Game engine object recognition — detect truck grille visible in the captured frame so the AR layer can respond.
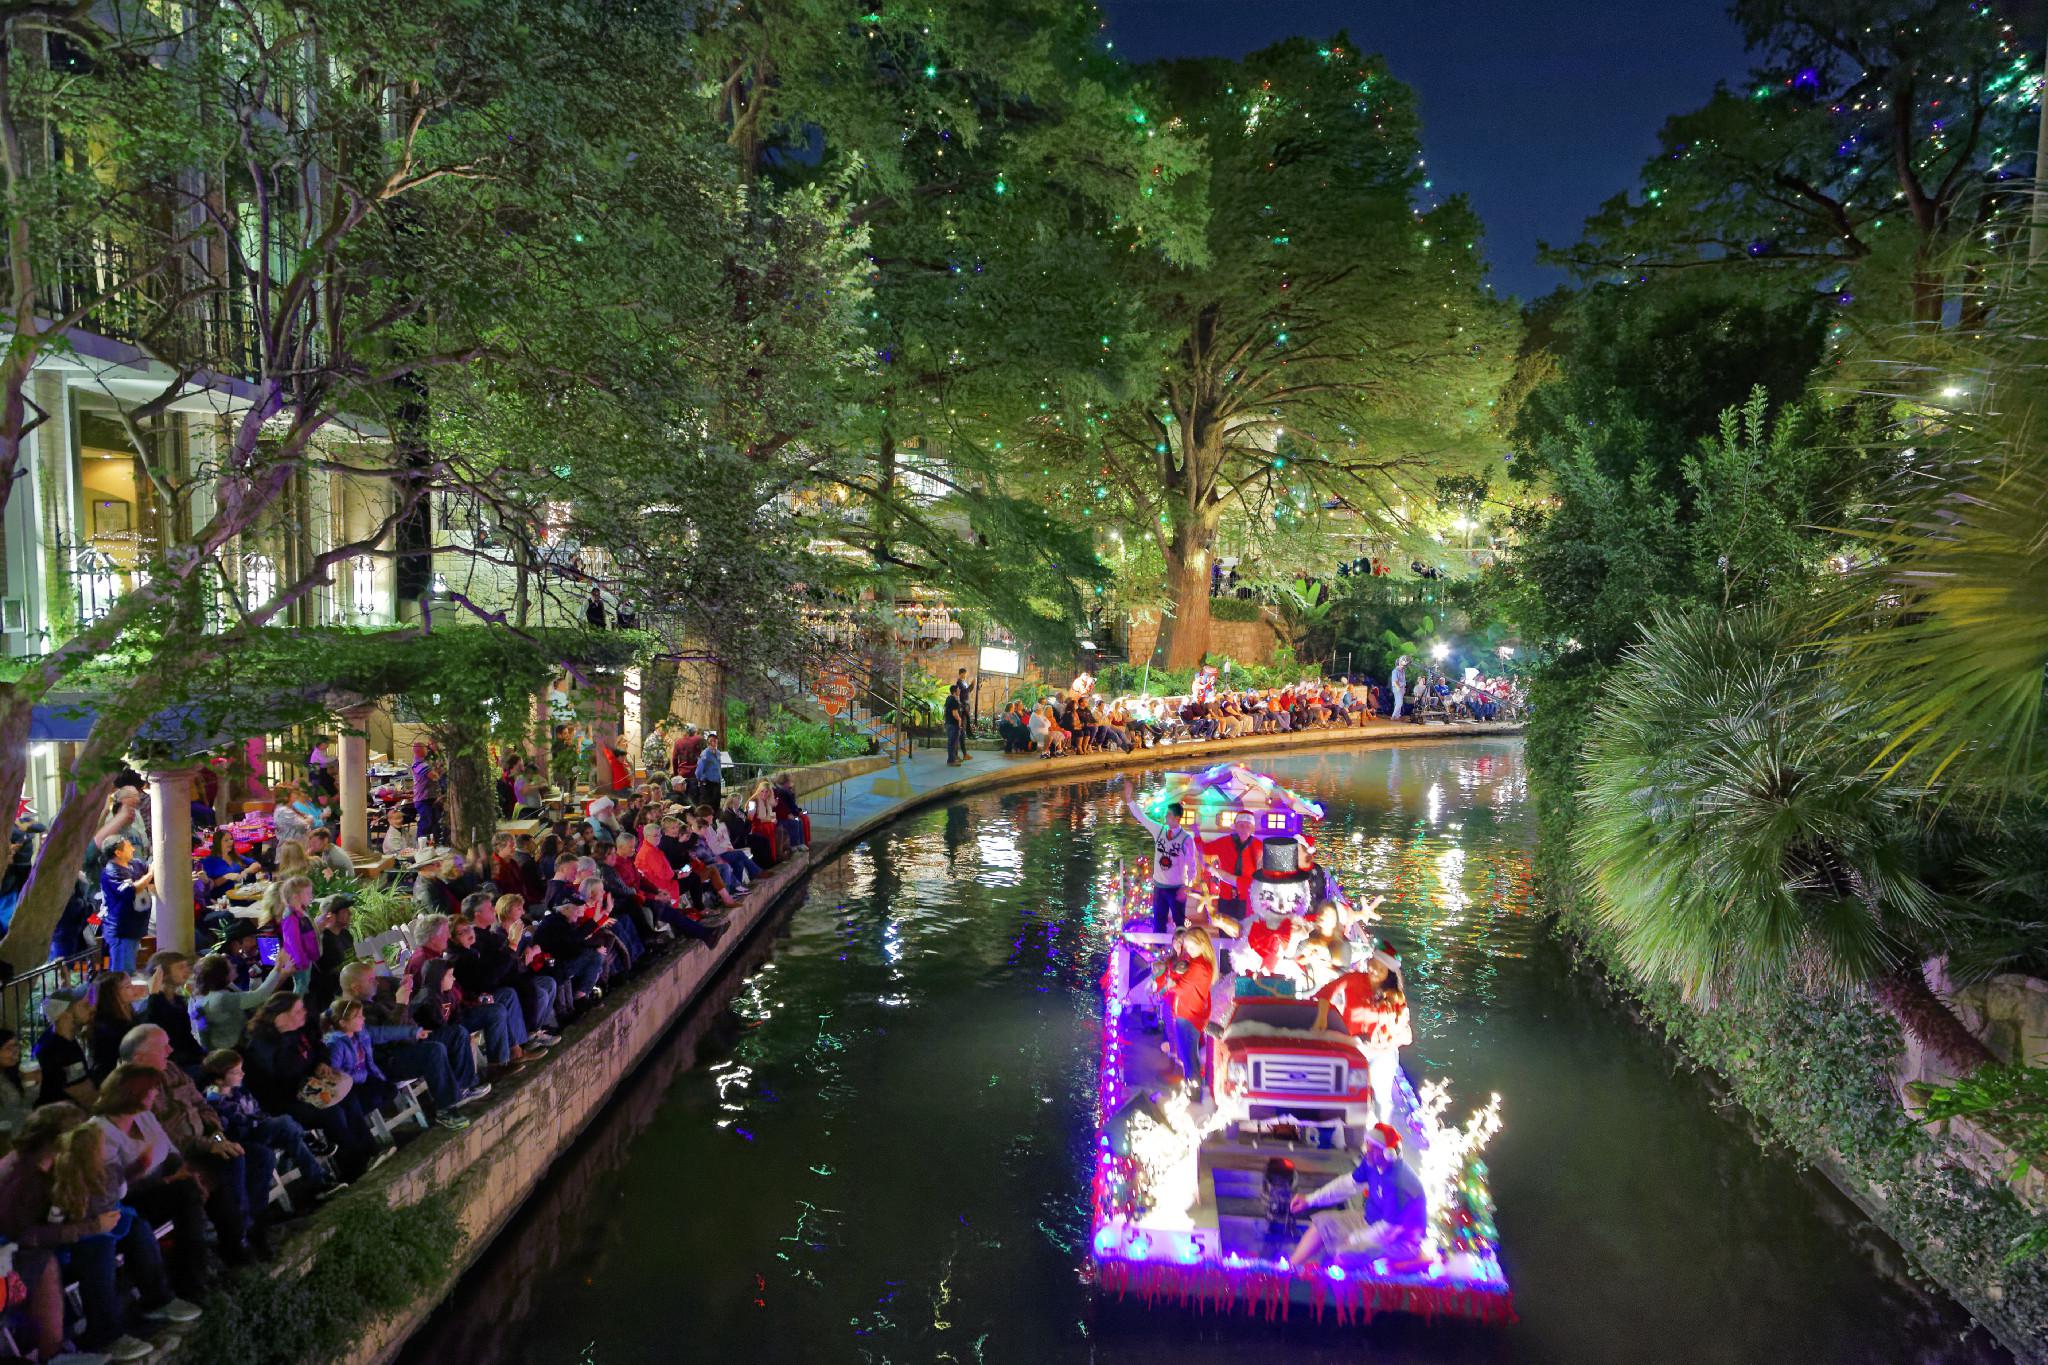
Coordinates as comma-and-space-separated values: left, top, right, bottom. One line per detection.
1249, 1055, 1344, 1096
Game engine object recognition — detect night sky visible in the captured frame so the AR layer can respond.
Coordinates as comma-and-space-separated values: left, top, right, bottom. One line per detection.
1097, 0, 1754, 302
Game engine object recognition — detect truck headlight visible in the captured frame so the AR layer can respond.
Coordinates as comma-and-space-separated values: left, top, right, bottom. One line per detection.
1346, 1065, 1370, 1091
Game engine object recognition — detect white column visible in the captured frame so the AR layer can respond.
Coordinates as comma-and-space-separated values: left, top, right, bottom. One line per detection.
147, 766, 197, 955
338, 705, 372, 856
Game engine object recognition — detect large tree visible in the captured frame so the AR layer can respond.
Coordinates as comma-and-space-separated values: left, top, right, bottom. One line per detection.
1042, 35, 1515, 668
1550, 0, 2037, 323
693, 0, 1202, 651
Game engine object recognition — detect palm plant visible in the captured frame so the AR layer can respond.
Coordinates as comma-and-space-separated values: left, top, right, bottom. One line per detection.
1577, 604, 1992, 1075
1819, 253, 2048, 800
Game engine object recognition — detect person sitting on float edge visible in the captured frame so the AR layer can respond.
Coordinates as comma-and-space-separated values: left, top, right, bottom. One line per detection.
1288, 1121, 1427, 1269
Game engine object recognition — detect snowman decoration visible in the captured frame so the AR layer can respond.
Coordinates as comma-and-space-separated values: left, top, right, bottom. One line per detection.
1239, 835, 1316, 977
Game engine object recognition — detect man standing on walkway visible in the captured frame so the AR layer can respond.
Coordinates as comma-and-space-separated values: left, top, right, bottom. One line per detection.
1389, 655, 1409, 721
695, 734, 724, 811
943, 684, 969, 766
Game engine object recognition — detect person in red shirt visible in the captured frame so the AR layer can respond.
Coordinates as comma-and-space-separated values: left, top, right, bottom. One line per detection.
1154, 926, 1217, 1103
1199, 812, 1262, 919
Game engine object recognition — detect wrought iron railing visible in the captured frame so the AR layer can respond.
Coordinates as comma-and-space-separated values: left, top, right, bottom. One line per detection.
0, 948, 103, 1049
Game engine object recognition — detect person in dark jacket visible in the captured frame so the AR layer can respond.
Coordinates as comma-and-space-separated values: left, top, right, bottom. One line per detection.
529, 904, 606, 1006
449, 915, 560, 1041
240, 994, 383, 1180
140, 950, 205, 1071
307, 896, 356, 1018
335, 961, 486, 1121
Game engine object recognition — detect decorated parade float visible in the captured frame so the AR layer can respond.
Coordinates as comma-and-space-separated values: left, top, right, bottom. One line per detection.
1091, 763, 1512, 1323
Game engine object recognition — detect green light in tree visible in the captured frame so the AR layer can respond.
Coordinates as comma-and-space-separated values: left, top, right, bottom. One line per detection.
925, 64, 937, 78
994, 177, 1007, 194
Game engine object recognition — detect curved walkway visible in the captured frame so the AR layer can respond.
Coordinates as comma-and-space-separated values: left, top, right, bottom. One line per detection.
314, 718, 1523, 1365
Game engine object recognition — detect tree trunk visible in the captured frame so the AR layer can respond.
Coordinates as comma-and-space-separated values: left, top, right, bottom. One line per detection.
1869, 960, 1995, 1078
0, 689, 35, 839
2, 724, 124, 969
436, 734, 494, 855
1154, 524, 1214, 671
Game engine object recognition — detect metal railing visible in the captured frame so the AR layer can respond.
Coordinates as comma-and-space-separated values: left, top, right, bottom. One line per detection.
1, 948, 104, 1050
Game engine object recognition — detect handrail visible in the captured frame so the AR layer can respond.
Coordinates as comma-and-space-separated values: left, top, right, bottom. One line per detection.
1, 949, 104, 1049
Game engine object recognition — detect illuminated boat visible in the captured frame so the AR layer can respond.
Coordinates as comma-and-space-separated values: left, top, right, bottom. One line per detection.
1091, 763, 1513, 1323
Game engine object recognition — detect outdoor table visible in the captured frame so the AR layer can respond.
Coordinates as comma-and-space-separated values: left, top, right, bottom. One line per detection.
227, 883, 265, 904
351, 854, 396, 879
497, 819, 543, 836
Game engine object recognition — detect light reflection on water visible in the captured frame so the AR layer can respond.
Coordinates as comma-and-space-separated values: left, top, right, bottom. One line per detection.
406, 738, 2007, 1365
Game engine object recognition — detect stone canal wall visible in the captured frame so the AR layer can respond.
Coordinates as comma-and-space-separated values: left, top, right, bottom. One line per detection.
231, 722, 1521, 1365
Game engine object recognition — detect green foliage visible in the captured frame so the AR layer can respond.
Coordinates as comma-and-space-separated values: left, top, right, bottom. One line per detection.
181, 1190, 462, 1365
1915, 1064, 2048, 1194
1547, 0, 2032, 324
1577, 604, 1933, 1001
1207, 597, 1265, 623
726, 708, 869, 769
346, 884, 424, 942
1813, 254, 2048, 800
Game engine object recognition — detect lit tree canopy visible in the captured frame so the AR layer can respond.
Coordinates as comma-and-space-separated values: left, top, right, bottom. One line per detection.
1024, 34, 1515, 667
1548, 0, 2038, 322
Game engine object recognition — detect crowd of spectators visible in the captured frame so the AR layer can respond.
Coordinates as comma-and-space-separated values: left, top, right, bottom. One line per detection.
993, 671, 1522, 758
0, 726, 813, 1362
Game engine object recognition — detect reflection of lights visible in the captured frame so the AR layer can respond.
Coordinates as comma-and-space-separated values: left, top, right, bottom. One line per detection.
1426, 782, 1443, 824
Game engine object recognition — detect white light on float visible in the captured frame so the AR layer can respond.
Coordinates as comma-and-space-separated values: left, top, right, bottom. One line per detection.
1412, 1079, 1504, 1261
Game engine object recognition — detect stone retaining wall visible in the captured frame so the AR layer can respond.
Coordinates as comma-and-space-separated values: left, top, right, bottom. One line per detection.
274, 720, 1521, 1365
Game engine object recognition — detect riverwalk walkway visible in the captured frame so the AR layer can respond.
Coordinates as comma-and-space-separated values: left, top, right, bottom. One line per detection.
278, 717, 1523, 1365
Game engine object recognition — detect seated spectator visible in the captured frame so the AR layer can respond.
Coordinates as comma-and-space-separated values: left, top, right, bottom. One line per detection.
204, 1049, 346, 1199
306, 827, 355, 879
5, 1103, 198, 1361
0, 1029, 31, 1144
191, 949, 292, 1053
219, 919, 268, 987
140, 950, 205, 1072
449, 910, 562, 1044
411, 957, 541, 1077
87, 969, 144, 1087
335, 961, 485, 1126
124, 1024, 274, 1264
198, 828, 260, 902
996, 702, 1032, 753
241, 994, 387, 1181
321, 1000, 394, 1116
34, 988, 96, 1109
93, 1063, 217, 1301
527, 899, 607, 1010
696, 807, 763, 887
771, 774, 810, 850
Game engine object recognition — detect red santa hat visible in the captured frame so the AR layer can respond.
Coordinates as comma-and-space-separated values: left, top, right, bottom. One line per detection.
1370, 944, 1401, 973
1367, 1122, 1401, 1152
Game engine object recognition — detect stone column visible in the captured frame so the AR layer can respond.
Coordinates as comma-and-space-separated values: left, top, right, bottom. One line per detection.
338, 705, 373, 856
146, 766, 197, 955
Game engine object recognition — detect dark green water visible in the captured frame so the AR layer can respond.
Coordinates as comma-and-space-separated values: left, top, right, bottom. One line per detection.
406, 739, 2008, 1365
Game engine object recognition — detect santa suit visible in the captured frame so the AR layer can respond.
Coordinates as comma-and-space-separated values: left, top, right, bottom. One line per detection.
1199, 831, 1261, 913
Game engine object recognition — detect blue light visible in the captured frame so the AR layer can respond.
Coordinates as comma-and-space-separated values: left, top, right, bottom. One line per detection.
1326, 1264, 1347, 1281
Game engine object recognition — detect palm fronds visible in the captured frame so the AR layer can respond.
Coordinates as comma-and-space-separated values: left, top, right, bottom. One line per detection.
1576, 604, 1934, 1003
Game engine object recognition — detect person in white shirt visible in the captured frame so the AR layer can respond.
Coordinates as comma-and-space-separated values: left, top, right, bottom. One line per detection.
1118, 776, 1193, 933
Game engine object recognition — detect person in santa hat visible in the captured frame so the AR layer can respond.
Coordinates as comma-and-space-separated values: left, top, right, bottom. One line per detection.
1355, 941, 1412, 1123
1288, 1121, 1428, 1269
1198, 811, 1261, 922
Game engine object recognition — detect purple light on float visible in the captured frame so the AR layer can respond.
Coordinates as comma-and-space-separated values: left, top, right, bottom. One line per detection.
1086, 799, 1514, 1327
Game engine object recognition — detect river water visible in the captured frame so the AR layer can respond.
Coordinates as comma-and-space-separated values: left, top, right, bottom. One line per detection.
405, 738, 2007, 1365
